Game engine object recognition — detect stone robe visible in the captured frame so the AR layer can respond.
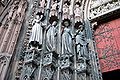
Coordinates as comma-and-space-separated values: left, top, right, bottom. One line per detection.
46, 25, 57, 51
62, 27, 72, 55
29, 19, 43, 46
76, 31, 88, 57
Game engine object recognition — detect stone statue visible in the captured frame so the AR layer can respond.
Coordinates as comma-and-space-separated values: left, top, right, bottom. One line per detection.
41, 66, 54, 80
60, 55, 70, 69
90, 8, 97, 18
23, 63, 37, 80
50, 1, 57, 17
46, 21, 57, 51
74, 3, 82, 23
75, 25, 88, 58
77, 73, 86, 80
39, 0, 46, 13
24, 51, 33, 62
43, 53, 52, 66
61, 70, 72, 80
62, 3, 70, 20
77, 57, 87, 73
62, 19, 72, 55
0, 56, 8, 80
59, 54, 73, 80
77, 56, 87, 80
29, 13, 44, 49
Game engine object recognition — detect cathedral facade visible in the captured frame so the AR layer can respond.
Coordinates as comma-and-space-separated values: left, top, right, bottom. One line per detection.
0, 0, 120, 80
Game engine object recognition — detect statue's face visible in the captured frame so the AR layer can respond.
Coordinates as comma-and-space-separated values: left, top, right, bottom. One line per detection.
52, 21, 57, 26
79, 59, 84, 63
40, 15, 43, 20
76, 4, 79, 7
36, 14, 43, 20
36, 15, 40, 19
64, 21, 69, 27
79, 25, 83, 31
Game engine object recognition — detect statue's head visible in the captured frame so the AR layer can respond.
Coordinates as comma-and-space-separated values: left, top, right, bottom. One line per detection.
52, 21, 57, 26
79, 25, 84, 31
64, 21, 69, 27
49, 16, 58, 25
62, 19, 71, 27
78, 57, 86, 63
36, 15, 40, 19
64, 0, 70, 6
75, 21, 83, 29
75, 1, 81, 7
36, 12, 44, 21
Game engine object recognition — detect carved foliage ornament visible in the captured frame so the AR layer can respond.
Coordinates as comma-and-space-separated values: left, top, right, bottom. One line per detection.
89, 0, 120, 19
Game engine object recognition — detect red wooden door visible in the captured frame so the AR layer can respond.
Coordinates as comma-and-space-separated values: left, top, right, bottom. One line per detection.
94, 18, 120, 72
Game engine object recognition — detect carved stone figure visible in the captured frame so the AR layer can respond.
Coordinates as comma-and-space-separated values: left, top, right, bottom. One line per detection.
23, 64, 36, 80
77, 56, 87, 80
75, 25, 88, 58
60, 54, 71, 69
8, 6, 14, 21
59, 55, 73, 80
90, 8, 97, 18
41, 66, 54, 80
39, 0, 46, 13
43, 53, 52, 66
29, 13, 44, 49
61, 70, 72, 80
76, 57, 87, 73
0, 55, 9, 80
77, 73, 86, 80
62, 3, 70, 20
46, 21, 57, 51
74, 3, 82, 23
24, 51, 33, 62
50, 1, 57, 17
62, 19, 72, 55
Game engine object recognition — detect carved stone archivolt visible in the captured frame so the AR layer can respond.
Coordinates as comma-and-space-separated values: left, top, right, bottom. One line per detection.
0, 0, 27, 80
0, 0, 27, 53
89, 0, 120, 19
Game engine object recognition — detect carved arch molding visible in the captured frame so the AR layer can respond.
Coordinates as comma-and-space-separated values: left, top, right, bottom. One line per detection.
89, 0, 120, 20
